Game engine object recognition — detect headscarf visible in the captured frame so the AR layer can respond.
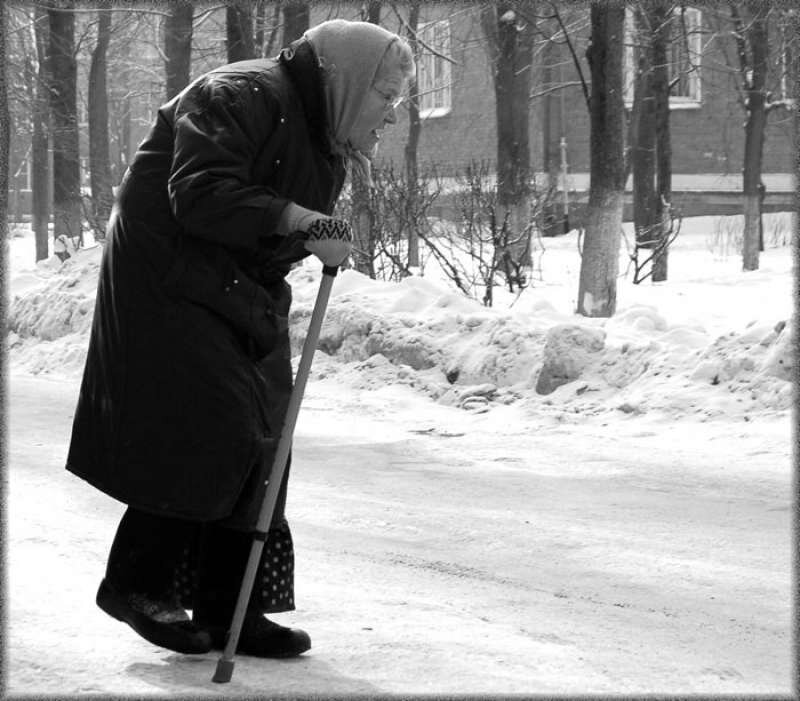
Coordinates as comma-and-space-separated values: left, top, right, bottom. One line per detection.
304, 20, 400, 180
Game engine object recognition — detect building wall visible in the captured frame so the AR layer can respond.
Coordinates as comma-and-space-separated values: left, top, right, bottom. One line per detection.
373, 5, 796, 180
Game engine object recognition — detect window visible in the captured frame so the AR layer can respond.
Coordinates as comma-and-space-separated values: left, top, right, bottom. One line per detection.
779, 19, 795, 104
417, 19, 452, 118
623, 7, 703, 108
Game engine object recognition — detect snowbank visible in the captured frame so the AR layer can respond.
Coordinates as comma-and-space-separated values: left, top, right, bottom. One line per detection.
6, 213, 795, 420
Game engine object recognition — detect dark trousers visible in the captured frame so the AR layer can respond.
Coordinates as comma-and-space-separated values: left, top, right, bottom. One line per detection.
105, 507, 296, 623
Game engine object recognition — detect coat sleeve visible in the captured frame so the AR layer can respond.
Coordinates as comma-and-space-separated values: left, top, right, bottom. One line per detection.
167, 74, 291, 251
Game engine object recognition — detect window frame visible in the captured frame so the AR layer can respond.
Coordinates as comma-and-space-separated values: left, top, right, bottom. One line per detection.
416, 19, 452, 119
623, 6, 703, 110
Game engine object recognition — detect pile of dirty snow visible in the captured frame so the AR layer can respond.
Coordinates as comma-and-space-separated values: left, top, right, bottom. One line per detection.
5, 213, 794, 421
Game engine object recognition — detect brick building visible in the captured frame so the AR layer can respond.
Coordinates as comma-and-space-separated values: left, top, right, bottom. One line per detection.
360, 4, 796, 219
7, 3, 795, 222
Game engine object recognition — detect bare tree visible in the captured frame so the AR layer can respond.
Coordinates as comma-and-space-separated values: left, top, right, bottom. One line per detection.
630, 0, 673, 283
48, 2, 82, 248
1, 0, 9, 247
577, 3, 625, 317
650, 0, 672, 282
348, 1, 380, 277
481, 2, 535, 273
257, 1, 282, 57
88, 8, 113, 239
31, 5, 51, 260
164, 2, 193, 100
631, 5, 657, 254
730, 1, 769, 271
282, 2, 309, 46
403, 0, 422, 269
227, 0, 255, 63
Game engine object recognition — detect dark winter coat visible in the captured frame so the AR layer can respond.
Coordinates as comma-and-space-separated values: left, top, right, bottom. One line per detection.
66, 39, 347, 528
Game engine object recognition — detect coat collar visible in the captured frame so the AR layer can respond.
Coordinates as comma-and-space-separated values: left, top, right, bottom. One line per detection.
279, 37, 332, 155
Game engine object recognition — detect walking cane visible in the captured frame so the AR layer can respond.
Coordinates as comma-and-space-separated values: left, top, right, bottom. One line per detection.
213, 238, 344, 684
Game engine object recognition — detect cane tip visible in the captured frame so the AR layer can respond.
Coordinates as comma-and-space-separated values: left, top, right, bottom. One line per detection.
212, 658, 235, 683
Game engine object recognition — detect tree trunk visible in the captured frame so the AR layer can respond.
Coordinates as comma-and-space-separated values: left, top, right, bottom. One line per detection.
32, 5, 51, 261
88, 9, 113, 240
540, 36, 564, 237
632, 6, 657, 254
651, 0, 671, 282
482, 3, 535, 267
164, 2, 193, 101
577, 3, 625, 317
226, 1, 255, 63
405, 0, 421, 269
282, 3, 309, 46
742, 1, 768, 272
48, 4, 82, 246
362, 1, 381, 24
0, 0, 9, 245
349, 2, 380, 278
254, 0, 266, 56
262, 2, 282, 57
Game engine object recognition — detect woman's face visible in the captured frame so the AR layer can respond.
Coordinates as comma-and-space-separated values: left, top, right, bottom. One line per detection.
348, 65, 407, 155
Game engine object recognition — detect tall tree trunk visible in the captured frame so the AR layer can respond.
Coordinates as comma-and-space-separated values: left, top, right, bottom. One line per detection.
262, 2, 282, 57
164, 2, 193, 100
48, 3, 82, 247
32, 5, 51, 261
254, 0, 266, 56
282, 3, 309, 46
0, 0, 8, 403
88, 9, 113, 240
651, 0, 671, 282
113, 33, 132, 180
482, 3, 535, 267
741, 1, 768, 272
540, 35, 563, 237
226, 1, 255, 63
405, 0, 421, 269
632, 6, 657, 255
0, 0, 9, 247
349, 2, 379, 278
577, 3, 625, 318
362, 1, 381, 24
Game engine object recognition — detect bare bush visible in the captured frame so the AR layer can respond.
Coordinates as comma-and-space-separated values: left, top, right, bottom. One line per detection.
420, 160, 547, 307
334, 161, 442, 282
622, 197, 681, 283
705, 215, 743, 260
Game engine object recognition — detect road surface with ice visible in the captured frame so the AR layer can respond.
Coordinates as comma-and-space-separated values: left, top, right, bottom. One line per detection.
7, 371, 792, 696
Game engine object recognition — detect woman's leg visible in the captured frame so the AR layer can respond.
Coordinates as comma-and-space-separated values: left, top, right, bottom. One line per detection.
98, 506, 212, 654
105, 506, 197, 599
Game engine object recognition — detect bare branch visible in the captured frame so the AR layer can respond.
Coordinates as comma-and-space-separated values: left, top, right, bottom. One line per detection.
550, 1, 590, 111
389, 4, 459, 65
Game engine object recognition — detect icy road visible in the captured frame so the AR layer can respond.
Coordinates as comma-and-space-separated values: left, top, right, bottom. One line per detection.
7, 373, 793, 696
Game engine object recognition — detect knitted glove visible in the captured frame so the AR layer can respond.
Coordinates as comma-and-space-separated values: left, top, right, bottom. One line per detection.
303, 218, 353, 268
276, 202, 329, 236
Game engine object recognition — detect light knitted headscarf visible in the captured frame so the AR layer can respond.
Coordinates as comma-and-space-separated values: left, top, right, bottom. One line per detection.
304, 20, 400, 180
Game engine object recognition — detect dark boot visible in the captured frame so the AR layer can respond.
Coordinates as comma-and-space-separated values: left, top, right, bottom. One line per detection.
97, 578, 212, 654
196, 611, 310, 658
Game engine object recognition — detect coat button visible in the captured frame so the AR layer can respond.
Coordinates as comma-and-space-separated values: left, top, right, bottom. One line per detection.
233, 279, 239, 285
224, 286, 231, 292
280, 117, 285, 124
275, 159, 280, 166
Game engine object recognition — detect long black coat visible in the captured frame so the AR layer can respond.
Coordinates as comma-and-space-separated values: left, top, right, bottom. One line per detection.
66, 39, 346, 527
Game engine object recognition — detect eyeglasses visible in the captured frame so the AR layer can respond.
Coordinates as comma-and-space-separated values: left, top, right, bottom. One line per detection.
373, 86, 405, 111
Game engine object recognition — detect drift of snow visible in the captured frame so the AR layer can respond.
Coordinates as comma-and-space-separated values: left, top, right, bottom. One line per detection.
7, 213, 794, 422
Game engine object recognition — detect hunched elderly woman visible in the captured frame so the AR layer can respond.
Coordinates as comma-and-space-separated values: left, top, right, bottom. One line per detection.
66, 19, 414, 658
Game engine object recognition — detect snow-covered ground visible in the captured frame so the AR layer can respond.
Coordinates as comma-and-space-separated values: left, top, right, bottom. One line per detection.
5, 213, 795, 695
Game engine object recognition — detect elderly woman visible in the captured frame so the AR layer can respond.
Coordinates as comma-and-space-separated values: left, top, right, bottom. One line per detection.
66, 20, 414, 658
